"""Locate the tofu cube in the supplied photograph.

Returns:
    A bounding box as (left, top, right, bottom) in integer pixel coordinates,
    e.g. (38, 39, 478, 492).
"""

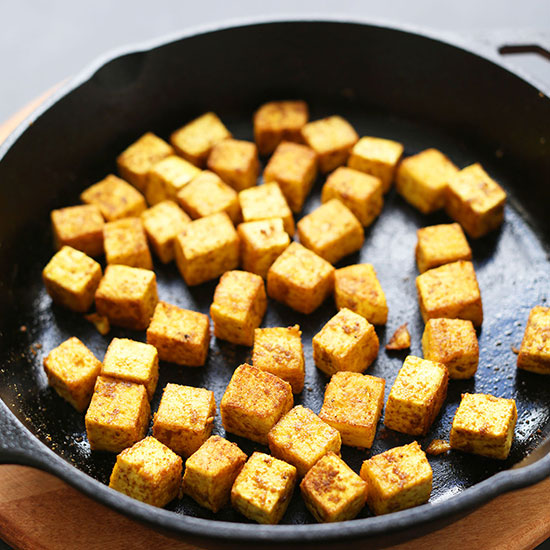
(252, 325, 305, 393)
(146, 301, 210, 366)
(360, 441, 432, 515)
(146, 155, 201, 205)
(300, 452, 368, 522)
(95, 264, 158, 330)
(101, 338, 159, 399)
(207, 138, 259, 191)
(319, 372, 385, 448)
(220, 364, 293, 444)
(517, 306, 550, 374)
(51, 204, 104, 257)
(301, 116, 359, 173)
(416, 223, 472, 273)
(450, 393, 517, 460)
(103, 217, 153, 269)
(43, 246, 102, 312)
(416, 260, 483, 327)
(321, 166, 384, 227)
(384, 355, 448, 436)
(297, 199, 364, 264)
(395, 148, 458, 214)
(446, 163, 507, 238)
(153, 383, 216, 457)
(182, 435, 247, 513)
(262, 141, 318, 213)
(386, 323, 411, 350)
(348, 136, 404, 193)
(141, 200, 191, 263)
(267, 242, 335, 314)
(109, 436, 182, 507)
(81, 174, 146, 222)
(210, 270, 267, 346)
(174, 212, 239, 286)
(171, 112, 232, 167)
(422, 318, 479, 379)
(231, 452, 297, 524)
(43, 337, 102, 412)
(85, 375, 150, 452)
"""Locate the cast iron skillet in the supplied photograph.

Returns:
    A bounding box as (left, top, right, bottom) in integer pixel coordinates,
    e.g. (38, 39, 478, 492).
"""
(1, 17, 550, 550)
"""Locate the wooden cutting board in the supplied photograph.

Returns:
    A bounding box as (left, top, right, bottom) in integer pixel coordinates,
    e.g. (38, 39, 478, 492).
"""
(1, 91, 550, 550)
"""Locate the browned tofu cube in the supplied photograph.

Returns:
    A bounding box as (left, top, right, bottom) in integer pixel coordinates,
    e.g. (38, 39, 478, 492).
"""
(146, 301, 210, 366)
(384, 355, 448, 436)
(95, 264, 158, 330)
(220, 364, 293, 444)
(360, 441, 432, 515)
(182, 435, 247, 513)
(416, 260, 483, 327)
(210, 270, 267, 346)
(300, 452, 368, 522)
(51, 204, 104, 257)
(103, 217, 153, 269)
(109, 436, 182, 507)
(231, 452, 297, 524)
(301, 116, 359, 173)
(386, 323, 411, 351)
(171, 112, 232, 167)
(43, 246, 102, 313)
(319, 372, 385, 448)
(395, 148, 458, 214)
(450, 393, 517, 459)
(517, 306, 550, 374)
(422, 318, 479, 379)
(153, 383, 215, 457)
(207, 139, 259, 191)
(446, 163, 507, 238)
(348, 136, 404, 193)
(267, 242, 334, 314)
(262, 142, 318, 213)
(297, 199, 364, 264)
(416, 223, 472, 273)
(43, 337, 101, 412)
(174, 212, 239, 286)
(85, 375, 150, 452)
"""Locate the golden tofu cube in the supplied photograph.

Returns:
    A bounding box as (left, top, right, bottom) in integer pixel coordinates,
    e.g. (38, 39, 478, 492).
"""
(207, 138, 259, 191)
(422, 318, 479, 379)
(360, 441, 432, 515)
(103, 217, 153, 269)
(210, 270, 267, 346)
(231, 452, 297, 524)
(446, 163, 507, 238)
(450, 393, 517, 460)
(384, 355, 448, 436)
(517, 306, 550, 374)
(321, 166, 384, 227)
(267, 242, 334, 314)
(416, 223, 472, 273)
(416, 260, 483, 327)
(43, 246, 102, 312)
(95, 264, 158, 330)
(81, 174, 146, 222)
(386, 323, 411, 350)
(43, 337, 101, 412)
(146, 301, 210, 366)
(262, 141, 318, 213)
(171, 112, 232, 167)
(300, 452, 368, 523)
(109, 436, 182, 507)
(141, 200, 191, 263)
(348, 136, 404, 193)
(301, 116, 359, 173)
(297, 199, 364, 264)
(101, 338, 159, 399)
(319, 372, 385, 448)
(395, 148, 458, 214)
(153, 383, 215, 457)
(174, 212, 239, 286)
(117, 132, 174, 192)
(51, 204, 104, 257)
(220, 364, 293, 444)
(85, 375, 150, 452)
(182, 435, 247, 512)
